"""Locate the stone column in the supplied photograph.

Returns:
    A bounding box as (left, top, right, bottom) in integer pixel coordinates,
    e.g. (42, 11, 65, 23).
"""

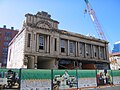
(98, 46, 100, 59)
(50, 36, 53, 55)
(84, 43, 86, 58)
(76, 42, 78, 57)
(104, 45, 109, 60)
(91, 45, 93, 58)
(27, 56, 34, 69)
(36, 34, 39, 52)
(78, 42, 80, 57)
(32, 32, 36, 52)
(67, 40, 69, 56)
(93, 45, 96, 58)
(53, 59, 58, 69)
(34, 56, 38, 69)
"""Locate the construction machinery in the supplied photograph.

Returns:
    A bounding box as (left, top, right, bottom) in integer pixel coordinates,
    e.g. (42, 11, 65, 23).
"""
(84, 0, 106, 40)
(84, 0, 120, 69)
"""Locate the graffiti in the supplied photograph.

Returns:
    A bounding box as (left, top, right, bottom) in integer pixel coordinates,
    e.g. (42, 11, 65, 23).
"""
(96, 70, 113, 86)
(0, 69, 20, 89)
(0, 69, 120, 89)
(53, 70, 77, 90)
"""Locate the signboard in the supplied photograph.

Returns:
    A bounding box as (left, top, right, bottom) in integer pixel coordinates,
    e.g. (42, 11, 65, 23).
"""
(78, 70, 97, 88)
(53, 70, 77, 90)
(96, 70, 113, 86)
(21, 69, 51, 90)
(112, 70, 120, 85)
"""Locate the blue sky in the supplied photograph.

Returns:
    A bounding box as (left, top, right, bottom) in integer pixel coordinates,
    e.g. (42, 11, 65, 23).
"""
(0, 0, 120, 51)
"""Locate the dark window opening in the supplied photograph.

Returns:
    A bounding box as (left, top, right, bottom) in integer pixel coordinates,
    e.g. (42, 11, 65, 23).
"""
(95, 52, 97, 57)
(61, 48, 65, 53)
(86, 51, 89, 56)
(100, 47, 104, 58)
(27, 33, 31, 47)
(54, 38, 57, 51)
(80, 43, 84, 54)
(86, 44, 90, 56)
(39, 46, 44, 49)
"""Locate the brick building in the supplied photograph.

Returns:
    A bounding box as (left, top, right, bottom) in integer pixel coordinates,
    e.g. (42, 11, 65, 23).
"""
(7, 11, 110, 69)
(0, 26, 18, 67)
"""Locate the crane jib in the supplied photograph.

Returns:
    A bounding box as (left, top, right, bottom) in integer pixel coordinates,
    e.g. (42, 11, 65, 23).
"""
(84, 0, 89, 4)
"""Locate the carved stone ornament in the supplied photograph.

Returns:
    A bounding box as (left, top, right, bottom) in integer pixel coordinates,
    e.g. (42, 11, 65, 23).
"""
(36, 20, 52, 29)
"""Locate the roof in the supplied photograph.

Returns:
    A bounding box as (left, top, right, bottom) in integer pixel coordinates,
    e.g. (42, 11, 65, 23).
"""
(0, 27, 18, 32)
(112, 52, 120, 56)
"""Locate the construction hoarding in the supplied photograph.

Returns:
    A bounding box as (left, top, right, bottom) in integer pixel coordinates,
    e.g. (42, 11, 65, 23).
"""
(53, 70, 77, 90)
(78, 70, 97, 88)
(20, 69, 51, 90)
(112, 70, 120, 85)
(0, 69, 20, 89)
(96, 70, 113, 86)
(0, 69, 120, 89)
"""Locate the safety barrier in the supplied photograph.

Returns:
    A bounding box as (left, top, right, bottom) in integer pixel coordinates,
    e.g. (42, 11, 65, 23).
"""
(0, 69, 120, 90)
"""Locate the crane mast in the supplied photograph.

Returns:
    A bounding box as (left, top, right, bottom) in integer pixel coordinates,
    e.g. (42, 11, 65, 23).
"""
(84, 0, 106, 40)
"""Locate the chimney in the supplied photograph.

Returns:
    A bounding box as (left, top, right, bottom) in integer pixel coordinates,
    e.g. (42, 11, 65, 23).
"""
(11, 27, 14, 30)
(3, 25, 6, 29)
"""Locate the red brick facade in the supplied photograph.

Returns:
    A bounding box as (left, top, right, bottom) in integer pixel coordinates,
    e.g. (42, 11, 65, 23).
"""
(0, 26, 18, 67)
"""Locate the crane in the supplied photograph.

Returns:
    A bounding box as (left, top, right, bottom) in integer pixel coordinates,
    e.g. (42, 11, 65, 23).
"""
(84, 0, 106, 40)
(84, 0, 120, 70)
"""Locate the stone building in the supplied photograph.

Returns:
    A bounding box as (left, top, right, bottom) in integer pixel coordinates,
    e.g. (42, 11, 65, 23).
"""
(109, 52, 120, 70)
(7, 11, 109, 69)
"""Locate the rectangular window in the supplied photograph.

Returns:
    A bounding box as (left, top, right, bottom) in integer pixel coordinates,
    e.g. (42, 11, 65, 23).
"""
(4, 42, 9, 46)
(94, 46, 98, 57)
(100, 47, 104, 58)
(69, 41, 75, 53)
(5, 32, 12, 37)
(4, 37, 12, 41)
(80, 43, 84, 54)
(27, 33, 31, 47)
(39, 35, 44, 50)
(86, 44, 90, 56)
(3, 48, 8, 53)
(61, 39, 65, 53)
(54, 38, 57, 51)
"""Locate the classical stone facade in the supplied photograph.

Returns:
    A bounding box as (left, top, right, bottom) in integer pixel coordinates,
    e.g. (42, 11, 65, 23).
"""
(7, 11, 109, 69)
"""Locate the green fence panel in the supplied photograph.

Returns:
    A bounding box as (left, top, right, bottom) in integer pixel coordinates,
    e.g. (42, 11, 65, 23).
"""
(112, 70, 120, 85)
(0, 68, 4, 78)
(78, 70, 96, 78)
(78, 70, 97, 88)
(20, 69, 51, 90)
(21, 69, 51, 80)
(53, 69, 77, 90)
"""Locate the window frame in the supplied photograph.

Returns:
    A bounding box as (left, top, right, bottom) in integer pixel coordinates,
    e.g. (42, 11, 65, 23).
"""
(39, 35, 45, 50)
(61, 39, 66, 53)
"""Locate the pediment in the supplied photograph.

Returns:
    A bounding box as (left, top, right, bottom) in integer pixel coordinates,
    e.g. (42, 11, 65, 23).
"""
(36, 20, 52, 29)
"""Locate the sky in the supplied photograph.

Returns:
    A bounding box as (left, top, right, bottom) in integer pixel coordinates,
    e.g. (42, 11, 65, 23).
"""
(0, 0, 120, 51)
